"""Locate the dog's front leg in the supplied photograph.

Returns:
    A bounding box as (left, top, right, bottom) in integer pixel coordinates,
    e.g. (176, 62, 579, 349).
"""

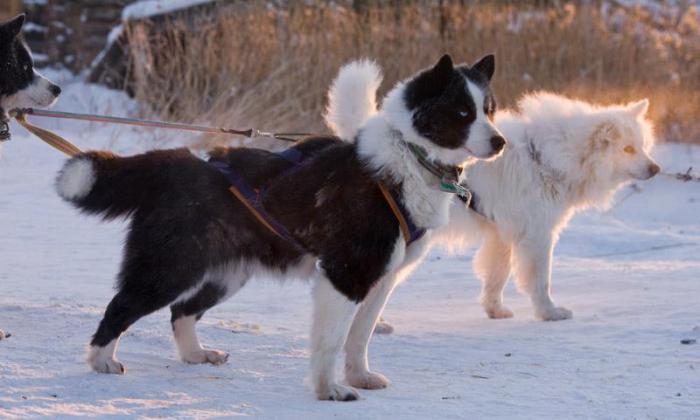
(512, 235, 572, 321)
(474, 228, 514, 319)
(310, 276, 360, 401)
(344, 273, 399, 390)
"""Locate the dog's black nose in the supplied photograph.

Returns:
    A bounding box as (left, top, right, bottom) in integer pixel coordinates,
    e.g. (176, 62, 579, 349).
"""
(490, 135, 506, 153)
(49, 84, 61, 96)
(648, 163, 660, 177)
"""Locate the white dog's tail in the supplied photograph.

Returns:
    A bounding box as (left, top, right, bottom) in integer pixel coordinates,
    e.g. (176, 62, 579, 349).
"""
(324, 59, 382, 141)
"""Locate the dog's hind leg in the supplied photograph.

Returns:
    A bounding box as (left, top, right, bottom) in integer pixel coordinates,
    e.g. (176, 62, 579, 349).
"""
(171, 315, 229, 365)
(310, 276, 359, 401)
(344, 273, 398, 390)
(511, 235, 572, 321)
(169, 279, 243, 365)
(474, 229, 514, 319)
(88, 250, 205, 374)
(88, 289, 177, 374)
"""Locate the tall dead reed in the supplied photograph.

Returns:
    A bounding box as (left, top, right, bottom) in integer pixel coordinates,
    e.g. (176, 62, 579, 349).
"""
(124, 1, 700, 146)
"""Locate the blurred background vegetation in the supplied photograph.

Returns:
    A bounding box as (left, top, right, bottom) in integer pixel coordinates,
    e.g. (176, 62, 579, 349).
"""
(4, 0, 700, 144)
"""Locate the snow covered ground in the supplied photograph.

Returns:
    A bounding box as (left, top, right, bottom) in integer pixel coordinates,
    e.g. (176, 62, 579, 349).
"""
(0, 75, 698, 419)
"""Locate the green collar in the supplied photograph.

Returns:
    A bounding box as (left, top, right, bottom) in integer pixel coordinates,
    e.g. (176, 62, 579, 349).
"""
(404, 141, 472, 201)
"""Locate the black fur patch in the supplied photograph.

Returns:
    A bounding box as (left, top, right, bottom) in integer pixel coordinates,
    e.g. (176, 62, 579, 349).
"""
(0, 15, 34, 97)
(404, 54, 498, 148)
(264, 140, 401, 301)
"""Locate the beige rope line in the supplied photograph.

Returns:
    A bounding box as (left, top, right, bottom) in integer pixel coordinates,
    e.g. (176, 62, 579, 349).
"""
(10, 110, 83, 157)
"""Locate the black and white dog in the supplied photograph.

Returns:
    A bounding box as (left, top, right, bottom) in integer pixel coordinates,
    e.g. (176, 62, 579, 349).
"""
(55, 54, 504, 401)
(0, 13, 60, 340)
(0, 14, 61, 140)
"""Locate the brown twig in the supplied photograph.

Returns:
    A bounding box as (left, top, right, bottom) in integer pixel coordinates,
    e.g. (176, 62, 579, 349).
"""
(662, 167, 700, 182)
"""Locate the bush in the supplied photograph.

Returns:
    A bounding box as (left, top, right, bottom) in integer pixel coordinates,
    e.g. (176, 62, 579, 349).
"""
(124, 1, 700, 146)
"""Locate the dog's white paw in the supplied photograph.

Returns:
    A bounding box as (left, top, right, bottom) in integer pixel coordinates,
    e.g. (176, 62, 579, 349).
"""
(373, 319, 394, 335)
(317, 383, 360, 401)
(182, 349, 229, 365)
(88, 355, 125, 374)
(87, 344, 126, 374)
(485, 305, 514, 319)
(538, 306, 573, 321)
(345, 370, 390, 390)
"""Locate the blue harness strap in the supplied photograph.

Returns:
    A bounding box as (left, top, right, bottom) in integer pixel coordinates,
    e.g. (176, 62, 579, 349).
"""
(275, 147, 305, 164)
(208, 158, 306, 252)
(210, 146, 426, 250)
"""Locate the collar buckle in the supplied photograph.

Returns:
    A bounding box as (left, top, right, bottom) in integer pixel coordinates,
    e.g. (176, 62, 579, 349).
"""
(440, 176, 472, 203)
(404, 141, 471, 202)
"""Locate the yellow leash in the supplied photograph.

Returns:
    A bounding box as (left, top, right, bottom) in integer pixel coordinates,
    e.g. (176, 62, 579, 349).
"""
(10, 109, 82, 157)
(9, 107, 431, 247)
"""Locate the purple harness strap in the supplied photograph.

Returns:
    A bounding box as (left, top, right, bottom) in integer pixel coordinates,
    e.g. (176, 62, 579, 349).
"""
(210, 146, 426, 251)
(208, 157, 306, 252)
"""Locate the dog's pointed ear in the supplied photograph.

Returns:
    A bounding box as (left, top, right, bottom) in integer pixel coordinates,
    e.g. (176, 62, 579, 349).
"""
(472, 54, 495, 81)
(423, 54, 455, 90)
(432, 54, 454, 78)
(405, 54, 455, 104)
(627, 99, 649, 118)
(1, 14, 25, 39)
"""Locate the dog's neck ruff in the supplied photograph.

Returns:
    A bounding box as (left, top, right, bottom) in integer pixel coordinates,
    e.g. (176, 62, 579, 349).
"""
(403, 141, 471, 202)
(387, 127, 472, 206)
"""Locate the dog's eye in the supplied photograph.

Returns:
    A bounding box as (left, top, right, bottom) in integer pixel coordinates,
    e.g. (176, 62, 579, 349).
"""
(458, 110, 470, 118)
(624, 145, 636, 154)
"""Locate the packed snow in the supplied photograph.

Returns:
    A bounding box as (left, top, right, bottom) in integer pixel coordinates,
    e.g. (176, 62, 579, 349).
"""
(0, 74, 698, 419)
(122, 0, 215, 21)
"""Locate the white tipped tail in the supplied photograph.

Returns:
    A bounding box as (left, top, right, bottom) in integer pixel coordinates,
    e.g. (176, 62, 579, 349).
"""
(56, 158, 95, 201)
(324, 59, 382, 141)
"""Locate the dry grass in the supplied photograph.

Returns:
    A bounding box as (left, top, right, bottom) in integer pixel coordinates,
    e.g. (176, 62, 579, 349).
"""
(124, 1, 700, 147)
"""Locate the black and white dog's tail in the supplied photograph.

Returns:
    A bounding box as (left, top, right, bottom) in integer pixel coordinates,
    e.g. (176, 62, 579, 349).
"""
(324, 59, 382, 142)
(55, 148, 199, 220)
(56, 151, 144, 220)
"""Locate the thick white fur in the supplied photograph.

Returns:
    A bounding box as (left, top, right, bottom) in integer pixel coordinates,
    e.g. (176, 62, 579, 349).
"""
(173, 316, 229, 365)
(310, 275, 360, 401)
(436, 92, 659, 321)
(324, 60, 382, 141)
(344, 233, 431, 390)
(87, 338, 124, 374)
(56, 158, 95, 201)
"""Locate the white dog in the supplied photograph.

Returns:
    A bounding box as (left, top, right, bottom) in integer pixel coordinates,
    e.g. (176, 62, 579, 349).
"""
(328, 84, 659, 328)
(435, 92, 660, 321)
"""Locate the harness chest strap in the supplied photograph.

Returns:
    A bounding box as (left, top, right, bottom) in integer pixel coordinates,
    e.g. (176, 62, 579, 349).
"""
(224, 179, 422, 249)
(209, 159, 306, 252)
(226, 185, 288, 242)
(211, 148, 426, 250)
(377, 183, 420, 244)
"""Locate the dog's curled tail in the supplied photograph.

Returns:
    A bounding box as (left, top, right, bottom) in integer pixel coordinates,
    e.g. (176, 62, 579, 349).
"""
(324, 59, 382, 141)
(56, 150, 146, 220)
